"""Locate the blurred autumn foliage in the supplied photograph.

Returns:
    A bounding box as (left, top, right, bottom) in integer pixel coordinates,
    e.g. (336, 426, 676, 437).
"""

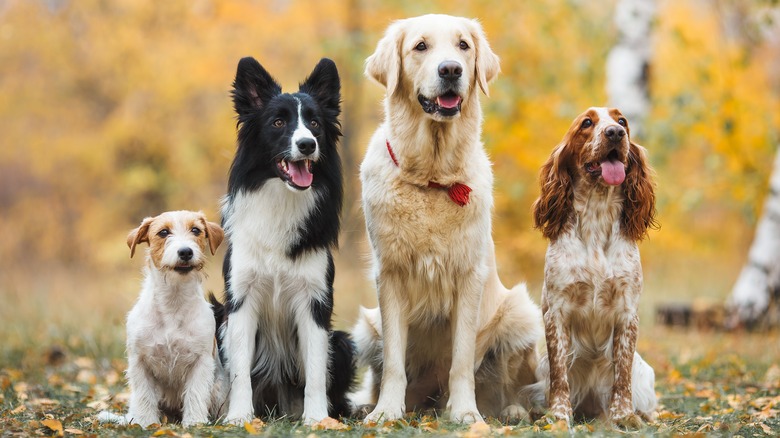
(1, 0, 779, 307)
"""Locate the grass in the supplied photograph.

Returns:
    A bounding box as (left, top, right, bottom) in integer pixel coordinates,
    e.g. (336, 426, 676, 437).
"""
(1, 263, 779, 436)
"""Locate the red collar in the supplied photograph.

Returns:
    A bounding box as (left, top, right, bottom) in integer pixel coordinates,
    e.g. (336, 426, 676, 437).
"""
(385, 140, 472, 207)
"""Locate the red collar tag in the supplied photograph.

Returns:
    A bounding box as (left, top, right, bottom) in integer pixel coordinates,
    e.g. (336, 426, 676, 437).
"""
(386, 140, 471, 207)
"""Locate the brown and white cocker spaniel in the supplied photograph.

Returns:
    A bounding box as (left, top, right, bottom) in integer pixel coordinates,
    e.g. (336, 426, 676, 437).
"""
(530, 107, 658, 427)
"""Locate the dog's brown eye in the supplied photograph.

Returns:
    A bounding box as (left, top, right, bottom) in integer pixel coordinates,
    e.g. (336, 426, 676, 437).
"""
(310, 120, 319, 129)
(157, 229, 170, 238)
(415, 41, 427, 51)
(459, 40, 469, 50)
(618, 118, 627, 126)
(272, 119, 285, 128)
(191, 227, 202, 236)
(581, 119, 593, 129)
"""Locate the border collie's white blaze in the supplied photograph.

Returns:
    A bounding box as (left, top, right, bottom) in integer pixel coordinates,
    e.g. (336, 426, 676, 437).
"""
(215, 57, 354, 426)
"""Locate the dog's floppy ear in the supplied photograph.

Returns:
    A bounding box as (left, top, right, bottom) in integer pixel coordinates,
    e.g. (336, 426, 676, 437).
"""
(299, 58, 341, 116)
(127, 217, 154, 258)
(468, 19, 500, 96)
(622, 141, 658, 241)
(232, 56, 282, 119)
(532, 140, 575, 241)
(365, 20, 403, 95)
(202, 219, 224, 256)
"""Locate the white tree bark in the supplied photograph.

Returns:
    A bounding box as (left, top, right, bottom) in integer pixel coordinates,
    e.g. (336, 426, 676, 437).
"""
(606, 0, 656, 136)
(729, 150, 780, 325)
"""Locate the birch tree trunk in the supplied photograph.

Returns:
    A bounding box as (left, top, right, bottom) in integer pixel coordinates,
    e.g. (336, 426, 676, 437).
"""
(726, 3, 780, 328)
(729, 150, 780, 328)
(606, 0, 656, 137)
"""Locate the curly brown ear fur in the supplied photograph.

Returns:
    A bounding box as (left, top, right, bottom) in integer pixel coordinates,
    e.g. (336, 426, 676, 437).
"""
(533, 142, 575, 241)
(621, 142, 658, 241)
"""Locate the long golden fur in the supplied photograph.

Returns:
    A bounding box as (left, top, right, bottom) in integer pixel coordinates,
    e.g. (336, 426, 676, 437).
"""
(352, 14, 542, 424)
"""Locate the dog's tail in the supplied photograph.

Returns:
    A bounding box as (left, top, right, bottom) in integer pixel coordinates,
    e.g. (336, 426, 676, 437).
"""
(327, 330, 356, 419)
(208, 293, 226, 358)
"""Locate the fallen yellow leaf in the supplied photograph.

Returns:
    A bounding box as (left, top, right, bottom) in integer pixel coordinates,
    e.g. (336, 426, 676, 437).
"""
(657, 410, 684, 420)
(244, 420, 261, 435)
(10, 404, 26, 414)
(311, 417, 349, 430)
(42, 419, 63, 437)
(31, 397, 60, 406)
(461, 421, 492, 438)
(64, 428, 84, 435)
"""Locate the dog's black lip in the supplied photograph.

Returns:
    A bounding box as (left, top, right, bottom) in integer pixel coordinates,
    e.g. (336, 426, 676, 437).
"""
(173, 265, 195, 274)
(417, 91, 462, 116)
(276, 158, 314, 191)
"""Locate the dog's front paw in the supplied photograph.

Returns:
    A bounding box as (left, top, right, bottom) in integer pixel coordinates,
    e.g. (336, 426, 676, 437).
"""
(302, 411, 328, 426)
(363, 405, 404, 424)
(449, 405, 484, 424)
(548, 402, 572, 426)
(126, 410, 160, 428)
(224, 410, 254, 426)
(612, 412, 644, 430)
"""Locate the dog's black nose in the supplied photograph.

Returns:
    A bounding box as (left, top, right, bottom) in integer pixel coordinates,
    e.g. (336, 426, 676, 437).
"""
(438, 61, 462, 80)
(296, 138, 317, 156)
(178, 247, 193, 261)
(605, 125, 626, 142)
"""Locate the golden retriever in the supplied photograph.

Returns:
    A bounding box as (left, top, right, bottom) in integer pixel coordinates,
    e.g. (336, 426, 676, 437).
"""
(352, 14, 542, 424)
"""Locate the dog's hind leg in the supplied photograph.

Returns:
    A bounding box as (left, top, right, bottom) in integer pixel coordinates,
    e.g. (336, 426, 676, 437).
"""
(327, 330, 356, 418)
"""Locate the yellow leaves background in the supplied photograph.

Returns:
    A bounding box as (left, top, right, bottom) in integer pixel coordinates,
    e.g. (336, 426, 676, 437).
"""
(0, 1, 778, 330)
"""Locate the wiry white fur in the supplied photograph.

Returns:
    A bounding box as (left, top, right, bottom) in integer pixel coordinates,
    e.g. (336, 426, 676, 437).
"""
(100, 211, 226, 427)
(221, 179, 331, 425)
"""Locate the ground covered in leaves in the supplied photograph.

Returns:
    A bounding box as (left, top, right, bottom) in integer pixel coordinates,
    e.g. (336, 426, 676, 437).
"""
(1, 328, 778, 437)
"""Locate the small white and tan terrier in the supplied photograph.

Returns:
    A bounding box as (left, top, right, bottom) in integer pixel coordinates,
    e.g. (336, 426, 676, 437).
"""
(100, 210, 225, 427)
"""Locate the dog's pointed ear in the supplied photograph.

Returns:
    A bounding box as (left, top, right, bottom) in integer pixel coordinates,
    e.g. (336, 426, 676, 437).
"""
(202, 219, 224, 256)
(299, 58, 341, 116)
(365, 20, 403, 95)
(468, 19, 500, 96)
(127, 217, 154, 258)
(232, 56, 282, 118)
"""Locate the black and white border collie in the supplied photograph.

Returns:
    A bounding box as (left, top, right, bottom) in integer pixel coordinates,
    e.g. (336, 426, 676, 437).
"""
(216, 57, 354, 425)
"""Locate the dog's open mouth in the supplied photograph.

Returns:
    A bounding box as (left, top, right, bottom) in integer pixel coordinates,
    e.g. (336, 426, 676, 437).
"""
(586, 150, 626, 186)
(418, 91, 463, 117)
(173, 265, 195, 274)
(277, 158, 314, 190)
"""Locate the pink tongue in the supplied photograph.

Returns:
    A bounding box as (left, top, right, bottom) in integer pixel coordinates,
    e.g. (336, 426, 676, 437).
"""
(288, 161, 313, 188)
(600, 159, 626, 185)
(436, 95, 461, 109)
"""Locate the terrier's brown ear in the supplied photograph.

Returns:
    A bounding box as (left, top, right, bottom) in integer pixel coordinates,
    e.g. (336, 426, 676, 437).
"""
(203, 219, 224, 256)
(127, 217, 154, 258)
